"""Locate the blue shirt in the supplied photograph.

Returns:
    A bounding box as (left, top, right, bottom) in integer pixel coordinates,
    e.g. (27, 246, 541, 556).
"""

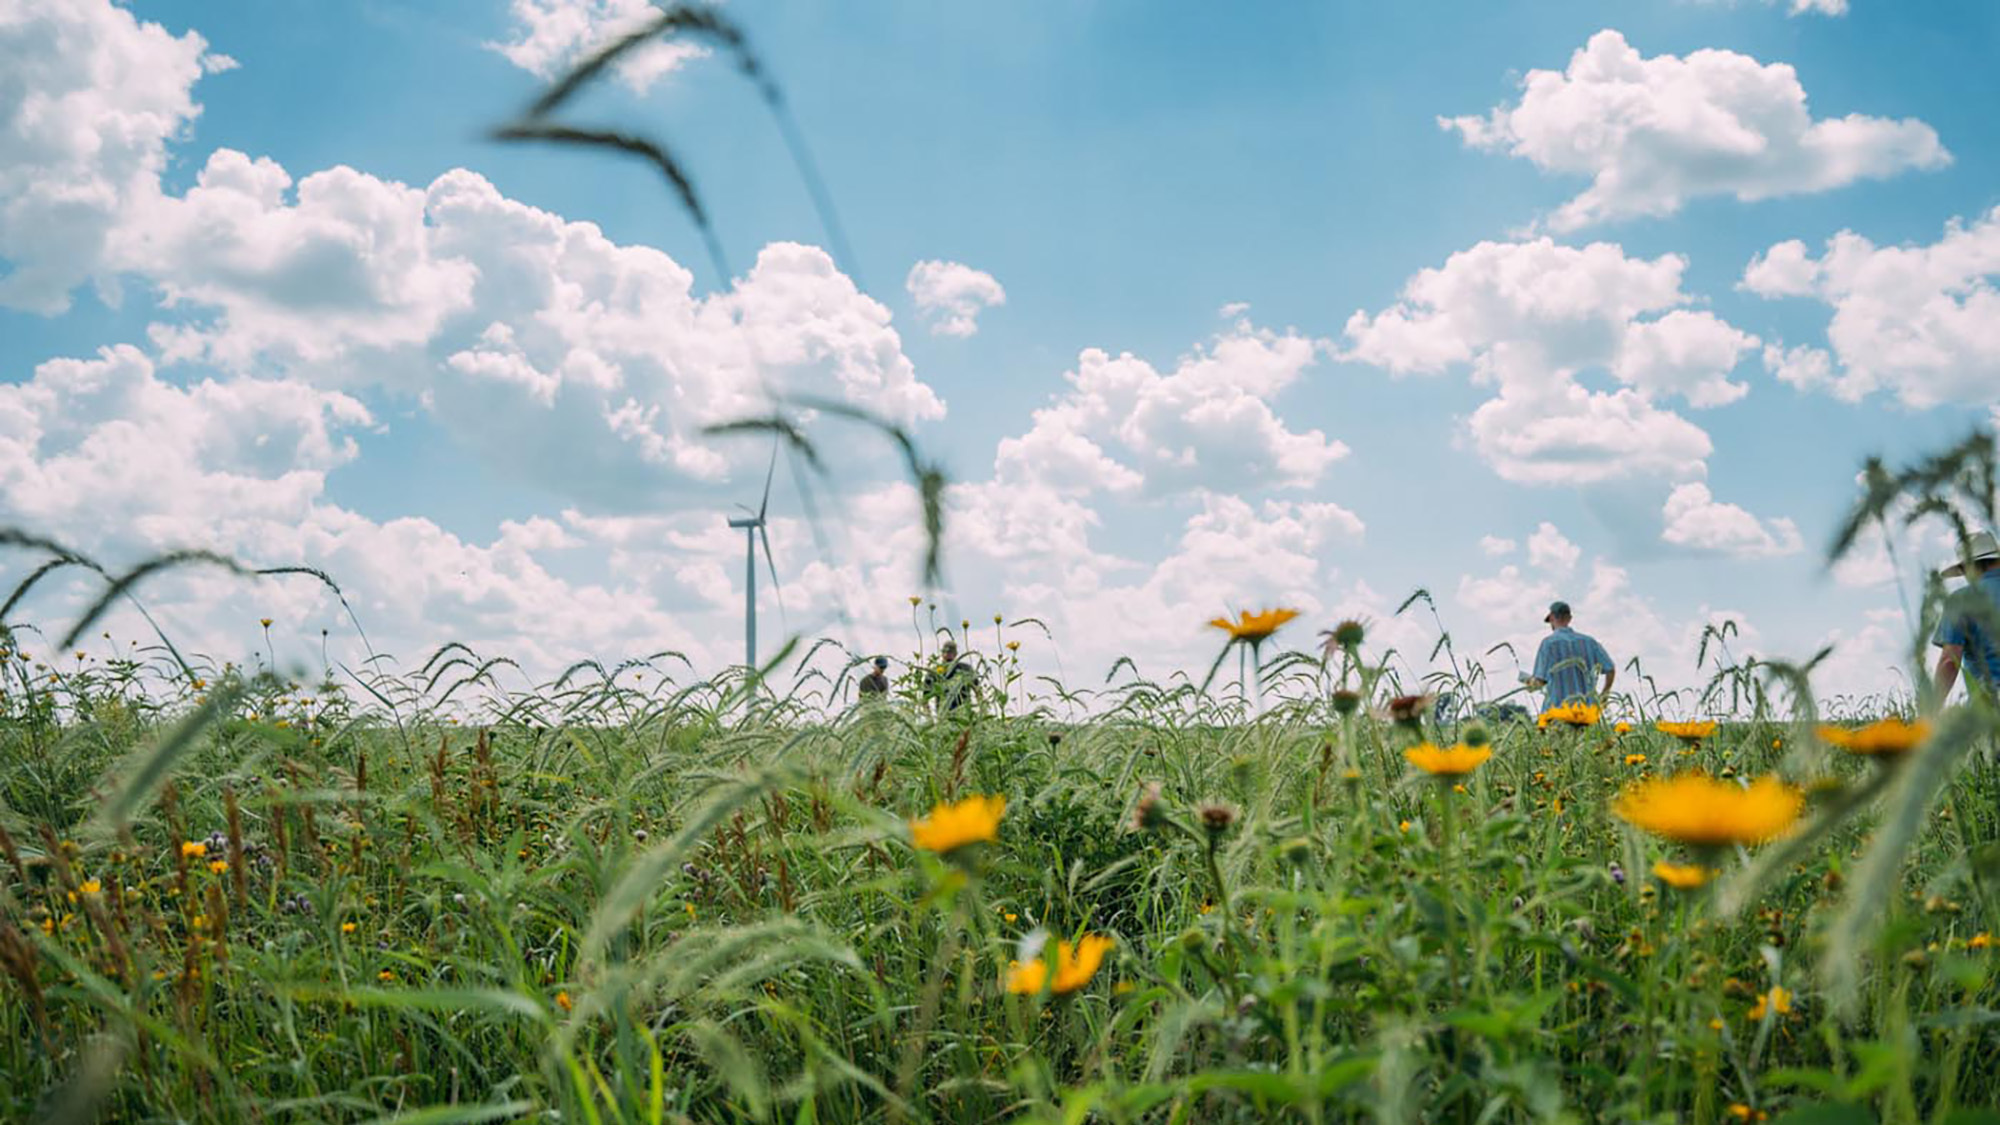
(1533, 627, 1613, 711)
(1934, 569, 2000, 687)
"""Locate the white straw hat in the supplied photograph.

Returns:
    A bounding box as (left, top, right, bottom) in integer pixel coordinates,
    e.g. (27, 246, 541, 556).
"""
(1940, 529, 2000, 579)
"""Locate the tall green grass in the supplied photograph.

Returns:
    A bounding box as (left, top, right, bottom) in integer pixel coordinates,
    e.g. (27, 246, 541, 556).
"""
(2, 610, 1998, 1122)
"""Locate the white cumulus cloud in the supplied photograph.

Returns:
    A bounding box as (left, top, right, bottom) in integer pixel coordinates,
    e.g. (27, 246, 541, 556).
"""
(1527, 522, 1581, 574)
(489, 0, 707, 92)
(997, 321, 1347, 497)
(1342, 237, 1747, 485)
(0, 0, 217, 312)
(1742, 208, 2000, 407)
(102, 152, 944, 509)
(1661, 482, 1804, 558)
(906, 259, 1006, 337)
(1442, 29, 1947, 231)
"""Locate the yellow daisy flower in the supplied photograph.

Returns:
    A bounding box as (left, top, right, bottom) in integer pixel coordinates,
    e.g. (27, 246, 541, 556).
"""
(1655, 720, 1719, 742)
(1207, 607, 1300, 644)
(1817, 718, 1929, 758)
(1613, 773, 1803, 848)
(1403, 742, 1493, 777)
(1005, 934, 1113, 995)
(910, 795, 1006, 854)
(1538, 702, 1601, 729)
(1651, 861, 1714, 890)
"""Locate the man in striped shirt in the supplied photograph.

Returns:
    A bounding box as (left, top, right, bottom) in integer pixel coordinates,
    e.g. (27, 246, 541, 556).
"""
(1525, 600, 1615, 712)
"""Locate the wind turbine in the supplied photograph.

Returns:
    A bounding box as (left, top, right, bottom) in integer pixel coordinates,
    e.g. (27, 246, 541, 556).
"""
(726, 445, 786, 667)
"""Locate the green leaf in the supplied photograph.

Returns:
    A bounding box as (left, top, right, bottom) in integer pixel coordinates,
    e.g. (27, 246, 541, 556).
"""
(284, 986, 548, 1023)
(1315, 1054, 1378, 1096)
(579, 765, 787, 966)
(1823, 704, 1997, 1013)
(92, 679, 245, 833)
(1761, 1068, 1846, 1096)
(1768, 1106, 1875, 1125)
(1920, 1006, 2000, 1029)
(360, 1101, 536, 1125)
(1186, 1069, 1303, 1105)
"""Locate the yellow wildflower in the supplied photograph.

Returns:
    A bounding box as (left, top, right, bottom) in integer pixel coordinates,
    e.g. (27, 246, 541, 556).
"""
(207, 860, 228, 875)
(1656, 720, 1719, 742)
(1625, 753, 1647, 766)
(1614, 774, 1803, 848)
(341, 922, 357, 934)
(910, 794, 1006, 854)
(1818, 718, 1929, 758)
(1403, 742, 1492, 777)
(1969, 932, 1993, 950)
(180, 841, 207, 859)
(1207, 607, 1300, 643)
(555, 990, 573, 1012)
(1538, 702, 1601, 729)
(78, 879, 102, 896)
(378, 970, 395, 982)
(1005, 934, 1113, 995)
(1747, 986, 1792, 1020)
(1651, 861, 1713, 890)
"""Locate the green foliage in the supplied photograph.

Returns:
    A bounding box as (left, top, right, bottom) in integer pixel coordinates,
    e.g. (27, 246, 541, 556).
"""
(2, 651, 1998, 1122)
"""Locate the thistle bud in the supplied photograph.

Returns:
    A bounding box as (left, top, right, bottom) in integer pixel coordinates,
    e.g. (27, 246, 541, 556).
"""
(1386, 694, 1430, 725)
(1130, 784, 1168, 833)
(1331, 619, 1366, 650)
(1197, 801, 1239, 839)
(1331, 690, 1361, 716)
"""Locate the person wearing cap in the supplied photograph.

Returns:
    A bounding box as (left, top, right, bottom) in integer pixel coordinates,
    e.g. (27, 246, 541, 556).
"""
(926, 640, 979, 712)
(1524, 600, 1615, 712)
(858, 656, 891, 700)
(1931, 530, 2000, 707)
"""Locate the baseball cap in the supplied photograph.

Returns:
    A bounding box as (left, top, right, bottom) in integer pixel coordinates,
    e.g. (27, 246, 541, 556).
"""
(1544, 600, 1572, 623)
(872, 656, 889, 668)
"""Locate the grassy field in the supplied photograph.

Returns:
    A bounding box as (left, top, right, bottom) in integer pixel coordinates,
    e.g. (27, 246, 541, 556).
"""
(3, 625, 1999, 1125)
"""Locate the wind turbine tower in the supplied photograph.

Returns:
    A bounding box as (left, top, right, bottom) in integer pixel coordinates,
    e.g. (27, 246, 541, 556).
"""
(727, 449, 784, 667)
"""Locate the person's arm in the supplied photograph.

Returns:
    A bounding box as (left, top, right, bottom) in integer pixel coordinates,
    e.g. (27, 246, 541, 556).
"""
(1525, 640, 1549, 690)
(1595, 641, 1615, 702)
(1931, 605, 1969, 713)
(1934, 643, 1964, 712)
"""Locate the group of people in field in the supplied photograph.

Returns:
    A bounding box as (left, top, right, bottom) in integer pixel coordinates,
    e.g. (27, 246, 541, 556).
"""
(1523, 526, 2000, 716)
(853, 529, 2000, 714)
(856, 640, 979, 711)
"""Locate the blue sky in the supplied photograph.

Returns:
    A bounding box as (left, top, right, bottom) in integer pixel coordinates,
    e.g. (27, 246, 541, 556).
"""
(3, 0, 1997, 707)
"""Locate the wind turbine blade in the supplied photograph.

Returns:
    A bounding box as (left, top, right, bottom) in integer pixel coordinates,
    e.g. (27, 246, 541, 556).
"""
(757, 440, 778, 520)
(758, 523, 788, 628)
